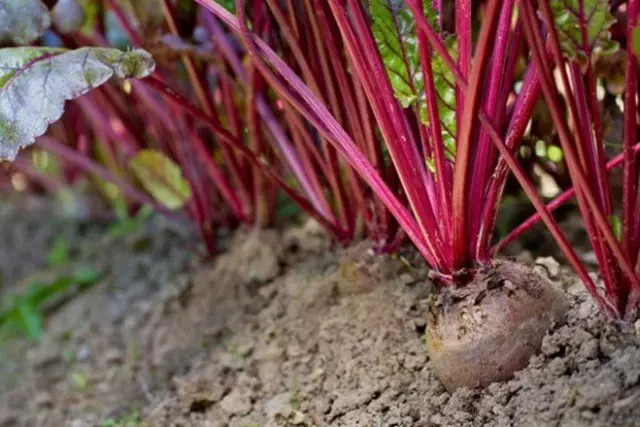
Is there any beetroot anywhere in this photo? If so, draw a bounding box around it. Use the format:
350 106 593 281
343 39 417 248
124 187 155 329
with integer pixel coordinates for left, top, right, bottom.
426 261 568 391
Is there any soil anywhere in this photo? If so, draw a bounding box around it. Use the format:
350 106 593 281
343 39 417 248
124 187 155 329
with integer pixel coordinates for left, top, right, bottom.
0 200 639 427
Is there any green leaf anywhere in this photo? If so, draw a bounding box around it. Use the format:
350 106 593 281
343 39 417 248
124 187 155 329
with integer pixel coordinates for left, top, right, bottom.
47 237 70 267
0 47 155 161
547 145 564 162
549 0 618 64
633 24 640 60
0 0 51 44
370 0 424 109
15 302 43 340
216 0 236 13
0 267 101 341
78 0 100 35
129 150 192 210
107 205 154 238
609 214 622 241
369 0 456 159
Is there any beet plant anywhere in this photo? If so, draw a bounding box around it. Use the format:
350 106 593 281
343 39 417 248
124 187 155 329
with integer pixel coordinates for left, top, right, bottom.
192 0 640 390
494 0 640 320
3 0 639 392
0 0 302 252
0 0 194 226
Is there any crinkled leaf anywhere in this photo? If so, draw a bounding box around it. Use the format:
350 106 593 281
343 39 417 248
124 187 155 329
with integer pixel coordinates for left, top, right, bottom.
370 0 423 109
0 47 155 160
129 149 192 210
0 0 51 44
370 0 456 159
549 0 618 65
51 0 85 34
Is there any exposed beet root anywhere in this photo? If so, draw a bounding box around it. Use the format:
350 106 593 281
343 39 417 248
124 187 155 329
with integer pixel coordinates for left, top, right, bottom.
426 260 568 392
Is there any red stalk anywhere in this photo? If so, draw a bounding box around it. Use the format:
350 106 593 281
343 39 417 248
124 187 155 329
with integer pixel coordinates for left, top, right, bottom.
414 1 452 242
197 0 440 267
624 0 639 262
468 0 516 251
494 143 640 254
455 0 471 133
335 0 448 268
201 11 335 220
524 0 640 297
142 75 349 240
451 0 501 269
37 136 177 219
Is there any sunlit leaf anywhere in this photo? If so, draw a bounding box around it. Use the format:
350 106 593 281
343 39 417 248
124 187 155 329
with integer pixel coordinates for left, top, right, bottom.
547 145 564 162
0 0 51 44
609 214 622 241
216 0 236 13
129 149 192 210
77 0 100 35
549 0 618 65
370 0 423 110
369 0 456 157
0 47 155 161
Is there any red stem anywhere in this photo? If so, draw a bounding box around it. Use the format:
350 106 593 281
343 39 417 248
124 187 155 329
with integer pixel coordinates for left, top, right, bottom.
143 75 349 240
624 0 639 262
199 0 439 266
526 0 640 303
451 0 502 270
494 143 640 254
469 0 516 251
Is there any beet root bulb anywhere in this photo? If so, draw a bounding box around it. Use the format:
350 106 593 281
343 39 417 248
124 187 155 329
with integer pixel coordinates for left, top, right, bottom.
426 260 568 392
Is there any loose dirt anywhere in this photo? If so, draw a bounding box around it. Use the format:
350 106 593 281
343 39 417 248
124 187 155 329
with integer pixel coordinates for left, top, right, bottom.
0 202 639 427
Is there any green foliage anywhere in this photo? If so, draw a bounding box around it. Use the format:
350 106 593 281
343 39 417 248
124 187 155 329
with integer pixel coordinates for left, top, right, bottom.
370 0 422 108
78 0 100 35
47 238 71 267
0 0 50 44
535 139 564 163
107 205 154 238
633 23 640 60
216 0 236 13
129 150 192 210
0 267 101 340
0 47 155 161
369 0 456 158
290 377 300 410
609 214 622 241
546 145 564 162
102 409 147 427
549 0 618 65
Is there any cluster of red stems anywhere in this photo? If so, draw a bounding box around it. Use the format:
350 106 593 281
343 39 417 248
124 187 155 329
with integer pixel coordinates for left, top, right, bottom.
7 0 640 320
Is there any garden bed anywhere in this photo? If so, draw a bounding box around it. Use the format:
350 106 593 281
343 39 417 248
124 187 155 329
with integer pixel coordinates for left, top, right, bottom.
0 201 639 427
0 201 640 427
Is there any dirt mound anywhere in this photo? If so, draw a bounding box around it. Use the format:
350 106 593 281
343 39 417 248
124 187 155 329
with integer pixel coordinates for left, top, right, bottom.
0 210 638 427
